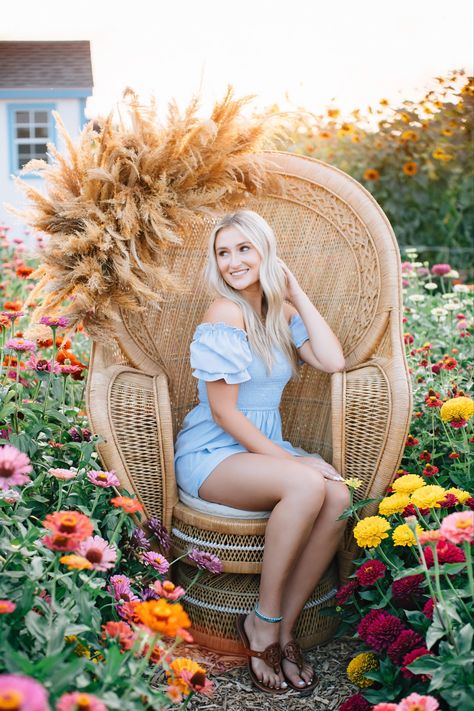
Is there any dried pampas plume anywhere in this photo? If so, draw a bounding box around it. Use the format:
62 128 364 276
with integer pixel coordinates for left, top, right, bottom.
12 87 281 342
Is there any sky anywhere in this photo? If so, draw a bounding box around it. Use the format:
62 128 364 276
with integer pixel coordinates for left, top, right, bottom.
2 0 473 119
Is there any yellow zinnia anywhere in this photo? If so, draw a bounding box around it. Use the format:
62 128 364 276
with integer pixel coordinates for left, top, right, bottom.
392 474 425 495
379 492 410 516
393 523 423 547
411 485 446 510
446 487 472 504
167 657 206 695
353 516 390 548
347 652 379 688
440 397 474 423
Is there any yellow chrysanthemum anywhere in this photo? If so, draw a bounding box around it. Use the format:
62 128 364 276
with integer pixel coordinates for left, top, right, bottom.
347 652 379 688
353 516 390 548
440 397 474 423
410 485 447 510
392 474 425 495
445 487 472 504
393 523 423 547
379 492 410 516
345 477 363 490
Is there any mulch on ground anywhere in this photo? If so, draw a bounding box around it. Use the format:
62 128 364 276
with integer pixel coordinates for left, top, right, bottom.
175 636 359 710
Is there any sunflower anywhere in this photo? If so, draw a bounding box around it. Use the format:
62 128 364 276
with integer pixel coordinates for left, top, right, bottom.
363 168 380 181
403 162 418 176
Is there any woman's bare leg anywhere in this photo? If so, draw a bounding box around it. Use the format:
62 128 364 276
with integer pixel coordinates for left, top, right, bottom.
198 453 326 690
279 480 350 687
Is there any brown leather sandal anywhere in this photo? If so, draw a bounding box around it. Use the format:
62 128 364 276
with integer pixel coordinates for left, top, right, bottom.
236 614 286 694
281 639 318 694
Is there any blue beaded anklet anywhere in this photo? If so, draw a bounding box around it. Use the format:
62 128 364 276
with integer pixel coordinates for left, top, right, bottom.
254 604 283 623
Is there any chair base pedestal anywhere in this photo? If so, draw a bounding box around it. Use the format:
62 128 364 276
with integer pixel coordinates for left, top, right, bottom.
174 560 340 655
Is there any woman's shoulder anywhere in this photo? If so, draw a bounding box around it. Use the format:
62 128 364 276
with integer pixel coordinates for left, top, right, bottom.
201 298 245 330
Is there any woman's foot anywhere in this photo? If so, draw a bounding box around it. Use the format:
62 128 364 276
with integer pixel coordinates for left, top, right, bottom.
243 612 287 691
280 633 315 689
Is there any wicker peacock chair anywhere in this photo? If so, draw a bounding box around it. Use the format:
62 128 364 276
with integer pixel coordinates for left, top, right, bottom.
86 151 412 654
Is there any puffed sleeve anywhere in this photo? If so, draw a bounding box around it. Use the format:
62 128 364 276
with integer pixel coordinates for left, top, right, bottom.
190 322 253 384
289 312 310 348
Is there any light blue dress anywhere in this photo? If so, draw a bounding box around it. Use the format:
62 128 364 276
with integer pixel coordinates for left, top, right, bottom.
174 313 311 498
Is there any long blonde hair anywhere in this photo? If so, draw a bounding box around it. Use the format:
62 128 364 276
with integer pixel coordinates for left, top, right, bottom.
204 210 298 375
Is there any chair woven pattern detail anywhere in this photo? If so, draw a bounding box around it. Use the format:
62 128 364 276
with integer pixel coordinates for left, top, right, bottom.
340 364 390 551
175 560 339 653
109 372 165 520
100 339 130 368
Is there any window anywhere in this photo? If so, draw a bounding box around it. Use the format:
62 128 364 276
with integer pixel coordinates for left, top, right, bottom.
8 103 55 174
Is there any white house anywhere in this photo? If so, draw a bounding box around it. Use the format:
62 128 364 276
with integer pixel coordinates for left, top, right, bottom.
0 41 93 241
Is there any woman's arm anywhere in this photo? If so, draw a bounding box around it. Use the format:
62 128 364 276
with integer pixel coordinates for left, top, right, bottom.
206 379 294 459
281 261 345 373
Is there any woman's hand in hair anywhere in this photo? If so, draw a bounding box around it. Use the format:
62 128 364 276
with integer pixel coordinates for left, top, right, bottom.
278 259 304 304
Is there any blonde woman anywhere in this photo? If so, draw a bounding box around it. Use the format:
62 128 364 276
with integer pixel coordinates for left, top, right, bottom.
174 210 349 695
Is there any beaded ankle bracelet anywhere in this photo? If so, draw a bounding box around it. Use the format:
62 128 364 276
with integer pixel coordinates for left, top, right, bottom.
254 604 283 623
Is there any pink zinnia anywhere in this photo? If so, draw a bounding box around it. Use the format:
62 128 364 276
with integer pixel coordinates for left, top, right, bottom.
440 511 474 544
56 691 106 711
0 444 32 490
431 263 451 276
0 600 16 614
180 669 214 697
6 337 37 353
42 534 82 552
150 579 185 601
142 551 170 574
48 468 77 481
0 674 49 711
188 548 223 574
356 559 386 586
372 705 397 711
397 692 439 711
39 315 70 328
26 355 60 374
77 535 117 571
87 470 120 488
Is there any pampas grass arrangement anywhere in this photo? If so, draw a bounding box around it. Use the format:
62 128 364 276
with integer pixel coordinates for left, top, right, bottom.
13 88 280 341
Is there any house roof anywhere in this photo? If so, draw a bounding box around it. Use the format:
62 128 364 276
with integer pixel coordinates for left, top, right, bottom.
0 41 93 88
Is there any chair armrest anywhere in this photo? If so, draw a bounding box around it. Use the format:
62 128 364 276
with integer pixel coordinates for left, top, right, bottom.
86 344 178 531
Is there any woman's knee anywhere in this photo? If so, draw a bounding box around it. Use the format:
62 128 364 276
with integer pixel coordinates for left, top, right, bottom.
284 464 326 506
325 480 351 514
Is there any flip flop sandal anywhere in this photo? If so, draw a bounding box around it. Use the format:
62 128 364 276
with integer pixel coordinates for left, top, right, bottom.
236 614 286 694
281 640 319 695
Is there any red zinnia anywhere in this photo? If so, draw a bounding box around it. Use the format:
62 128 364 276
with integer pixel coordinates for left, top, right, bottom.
356 559 387 586
402 503 430 518
335 579 359 604
387 628 425 665
419 450 432 462
339 693 372 711
405 435 419 447
439 493 458 509
401 647 434 680
391 574 425 609
422 540 465 568
423 598 435 620
442 357 457 370
111 496 144 514
358 610 405 653
422 464 439 478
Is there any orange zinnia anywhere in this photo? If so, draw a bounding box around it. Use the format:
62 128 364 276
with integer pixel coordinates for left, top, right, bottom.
43 511 94 540
59 554 93 570
403 162 418 176
3 301 22 311
363 169 380 181
111 496 144 514
16 265 34 278
166 657 206 695
135 599 191 637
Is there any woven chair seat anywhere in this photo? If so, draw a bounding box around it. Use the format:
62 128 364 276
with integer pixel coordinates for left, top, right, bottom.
86 151 412 653
178 488 270 519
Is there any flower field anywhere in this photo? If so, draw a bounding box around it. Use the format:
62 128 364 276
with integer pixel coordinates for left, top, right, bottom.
0 226 473 711
337 251 473 710
0 231 220 709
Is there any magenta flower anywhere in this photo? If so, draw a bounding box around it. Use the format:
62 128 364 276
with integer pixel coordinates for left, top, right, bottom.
397 693 439 711
150 579 185 601
387 628 425 665
431 263 451 276
6 337 36 353
57 691 106 711
48 468 77 481
26 354 60 374
87 470 120 488
335 579 358 604
1 311 24 322
147 517 171 551
39 316 70 329
356 559 386 586
391 574 425 609
0 444 32 490
188 548 223 574
339 693 372 711
77 535 117 571
357 609 405 653
0 674 49 711
142 551 170 574
59 364 83 376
